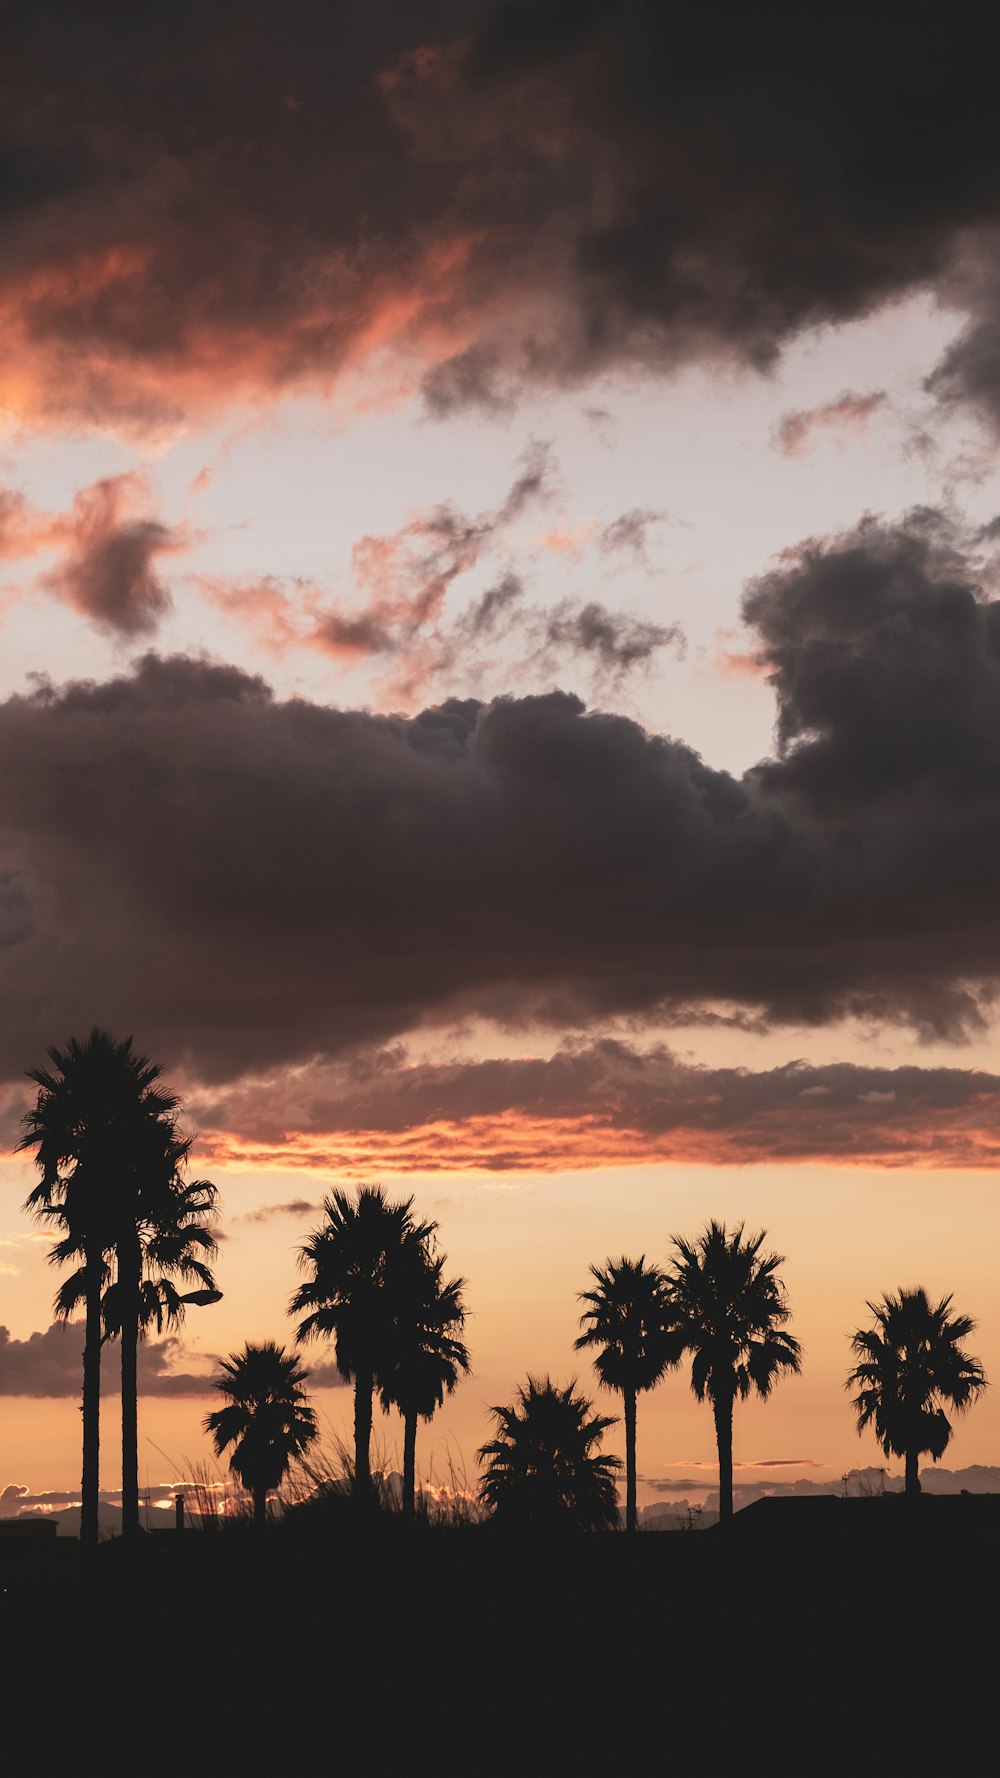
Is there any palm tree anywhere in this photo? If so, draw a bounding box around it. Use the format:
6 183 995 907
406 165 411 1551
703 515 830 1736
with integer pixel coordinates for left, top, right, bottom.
665 1221 802 1526
575 1255 679 1532
19 1029 171 1545
477 1376 621 1531
290 1186 431 1504
104 1153 220 1537
379 1246 471 1520
847 1287 986 1496
206 1342 319 1525
21 1031 220 1542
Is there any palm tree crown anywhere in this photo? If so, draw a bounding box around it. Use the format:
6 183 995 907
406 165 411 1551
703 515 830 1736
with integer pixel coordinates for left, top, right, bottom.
847 1287 986 1495
478 1376 621 1531
575 1255 679 1531
206 1342 318 1524
666 1220 801 1524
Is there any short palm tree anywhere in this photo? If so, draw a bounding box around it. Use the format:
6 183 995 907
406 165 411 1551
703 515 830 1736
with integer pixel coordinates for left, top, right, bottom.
206 1342 319 1525
575 1255 679 1532
847 1287 986 1495
666 1221 802 1525
379 1247 471 1520
290 1186 431 1503
478 1376 621 1531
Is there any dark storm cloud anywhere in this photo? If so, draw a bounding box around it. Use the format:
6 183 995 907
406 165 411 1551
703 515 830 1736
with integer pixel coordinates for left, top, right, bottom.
4 509 1000 1092
3 2 1000 425
0 1323 219 1396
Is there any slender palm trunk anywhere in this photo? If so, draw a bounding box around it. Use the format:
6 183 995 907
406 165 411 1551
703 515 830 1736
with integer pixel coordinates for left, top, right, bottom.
253 1483 268 1527
80 1262 102 1547
354 1369 373 1503
403 1407 417 1521
905 1448 921 1496
623 1385 637 1532
120 1234 142 1539
713 1389 734 1526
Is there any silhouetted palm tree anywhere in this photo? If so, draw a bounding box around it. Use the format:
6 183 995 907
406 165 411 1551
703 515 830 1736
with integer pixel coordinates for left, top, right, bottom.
19 1030 168 1544
206 1342 318 1525
478 1376 621 1530
290 1186 431 1503
666 1221 801 1525
22 1031 219 1541
575 1255 679 1532
847 1287 986 1495
104 1153 220 1536
380 1246 470 1519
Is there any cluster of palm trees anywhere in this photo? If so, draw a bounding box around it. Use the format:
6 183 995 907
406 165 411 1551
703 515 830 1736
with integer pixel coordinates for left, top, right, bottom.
20 1030 221 1544
207 1184 471 1523
21 1030 990 1539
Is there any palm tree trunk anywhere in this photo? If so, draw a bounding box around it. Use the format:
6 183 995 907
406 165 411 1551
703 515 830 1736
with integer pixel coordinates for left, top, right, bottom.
253 1483 267 1527
120 1235 141 1539
905 1448 922 1496
623 1385 637 1532
80 1264 102 1547
403 1407 417 1521
354 1369 373 1504
713 1390 734 1526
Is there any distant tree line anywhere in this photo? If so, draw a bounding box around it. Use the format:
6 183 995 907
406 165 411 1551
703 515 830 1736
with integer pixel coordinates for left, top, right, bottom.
20 1030 988 1539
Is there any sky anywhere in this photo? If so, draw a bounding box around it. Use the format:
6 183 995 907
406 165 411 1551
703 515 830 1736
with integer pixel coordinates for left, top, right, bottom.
5 0 1000 1518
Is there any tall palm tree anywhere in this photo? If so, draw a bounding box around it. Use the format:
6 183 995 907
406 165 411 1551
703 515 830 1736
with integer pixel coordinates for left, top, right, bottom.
22 1031 219 1542
478 1376 621 1531
847 1287 986 1495
104 1154 220 1538
666 1221 802 1526
206 1342 319 1525
290 1186 432 1503
379 1246 471 1520
19 1029 172 1545
575 1255 679 1532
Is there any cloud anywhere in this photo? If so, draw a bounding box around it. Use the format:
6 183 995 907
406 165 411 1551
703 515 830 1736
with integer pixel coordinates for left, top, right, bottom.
0 1323 219 1397
239 1199 321 1224
2 4 1000 427
208 446 682 698
192 1041 1000 1172
598 509 669 560
40 474 185 636
773 392 889 458
4 513 1000 1103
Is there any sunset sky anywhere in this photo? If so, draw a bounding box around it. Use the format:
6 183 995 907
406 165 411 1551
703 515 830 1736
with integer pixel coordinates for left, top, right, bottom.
5 0 1000 1519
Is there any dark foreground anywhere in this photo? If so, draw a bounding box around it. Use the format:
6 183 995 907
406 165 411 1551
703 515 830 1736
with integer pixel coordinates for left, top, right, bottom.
3 1498 996 1773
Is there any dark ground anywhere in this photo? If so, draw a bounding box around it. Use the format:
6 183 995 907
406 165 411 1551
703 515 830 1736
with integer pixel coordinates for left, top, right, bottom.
3 1498 996 1773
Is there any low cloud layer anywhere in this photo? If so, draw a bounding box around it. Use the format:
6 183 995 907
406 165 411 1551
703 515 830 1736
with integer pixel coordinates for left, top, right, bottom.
0 1323 219 1397
2 4 1000 427
2 510 1000 1105
194 1041 1000 1172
